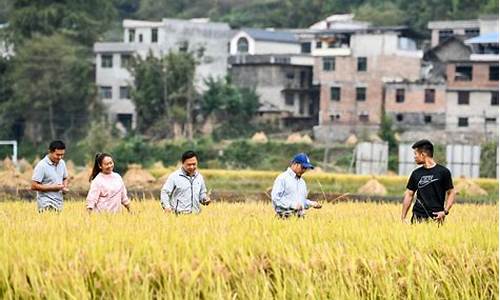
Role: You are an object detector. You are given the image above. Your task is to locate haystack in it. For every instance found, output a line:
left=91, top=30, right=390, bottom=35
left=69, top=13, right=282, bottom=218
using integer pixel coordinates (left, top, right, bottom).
left=70, top=167, right=92, bottom=191
left=454, top=179, right=488, bottom=197
left=18, top=158, right=33, bottom=173
left=251, top=132, right=268, bottom=143
left=1, top=157, right=15, bottom=171
left=286, top=133, right=302, bottom=143
left=357, top=179, right=387, bottom=196
left=152, top=161, right=165, bottom=169
left=369, top=134, right=383, bottom=143
left=65, top=160, right=77, bottom=177
left=345, top=134, right=358, bottom=146
left=123, top=164, right=156, bottom=189
left=0, top=169, right=31, bottom=189
left=301, top=134, right=313, bottom=144
left=32, top=156, right=41, bottom=167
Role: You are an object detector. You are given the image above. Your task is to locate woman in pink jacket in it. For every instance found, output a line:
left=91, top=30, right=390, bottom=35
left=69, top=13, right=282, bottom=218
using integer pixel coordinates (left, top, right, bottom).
left=86, top=153, right=131, bottom=213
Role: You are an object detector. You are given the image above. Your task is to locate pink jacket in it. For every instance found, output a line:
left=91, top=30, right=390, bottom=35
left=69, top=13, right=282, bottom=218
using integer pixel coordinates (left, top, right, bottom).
left=86, top=172, right=130, bottom=213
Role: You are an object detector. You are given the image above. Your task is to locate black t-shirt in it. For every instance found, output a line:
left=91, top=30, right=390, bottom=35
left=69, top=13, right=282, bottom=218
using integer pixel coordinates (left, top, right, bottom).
left=406, top=164, right=454, bottom=217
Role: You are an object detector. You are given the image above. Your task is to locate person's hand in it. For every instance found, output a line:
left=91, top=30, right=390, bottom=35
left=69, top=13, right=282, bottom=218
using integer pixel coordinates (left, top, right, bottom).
left=201, top=196, right=211, bottom=206
left=53, top=183, right=65, bottom=191
left=401, top=217, right=409, bottom=224
left=433, top=211, right=446, bottom=223
left=62, top=187, right=69, bottom=194
left=311, top=201, right=322, bottom=209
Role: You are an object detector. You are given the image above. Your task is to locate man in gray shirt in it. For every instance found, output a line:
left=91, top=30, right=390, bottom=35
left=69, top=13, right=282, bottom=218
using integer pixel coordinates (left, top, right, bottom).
left=160, top=150, right=210, bottom=214
left=31, top=140, right=69, bottom=212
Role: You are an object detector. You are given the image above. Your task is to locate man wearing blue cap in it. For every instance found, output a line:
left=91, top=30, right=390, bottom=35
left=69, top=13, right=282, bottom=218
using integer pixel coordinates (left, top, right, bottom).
left=271, top=153, right=322, bottom=218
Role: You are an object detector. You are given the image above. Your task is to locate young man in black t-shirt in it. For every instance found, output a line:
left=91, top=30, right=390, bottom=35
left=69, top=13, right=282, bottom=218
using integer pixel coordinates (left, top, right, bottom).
left=401, top=139, right=456, bottom=223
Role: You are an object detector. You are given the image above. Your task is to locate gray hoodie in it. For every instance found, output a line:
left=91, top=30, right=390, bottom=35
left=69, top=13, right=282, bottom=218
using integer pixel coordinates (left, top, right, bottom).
left=160, top=168, right=208, bottom=214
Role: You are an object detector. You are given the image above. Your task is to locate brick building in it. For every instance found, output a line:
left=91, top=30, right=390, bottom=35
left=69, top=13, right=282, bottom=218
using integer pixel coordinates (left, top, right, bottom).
left=228, top=29, right=319, bottom=129
left=312, top=27, right=423, bottom=141
left=445, top=32, right=499, bottom=142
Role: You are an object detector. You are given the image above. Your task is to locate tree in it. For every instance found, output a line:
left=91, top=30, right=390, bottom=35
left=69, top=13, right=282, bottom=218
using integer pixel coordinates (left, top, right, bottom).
left=378, top=114, right=398, bottom=171
left=7, top=0, right=116, bottom=46
left=354, top=2, right=406, bottom=27
left=202, top=77, right=260, bottom=139
left=129, top=50, right=198, bottom=140
left=8, top=34, right=97, bottom=144
left=164, top=50, right=197, bottom=140
left=129, top=52, right=166, bottom=134
left=0, top=55, right=18, bottom=139
left=0, top=0, right=11, bottom=23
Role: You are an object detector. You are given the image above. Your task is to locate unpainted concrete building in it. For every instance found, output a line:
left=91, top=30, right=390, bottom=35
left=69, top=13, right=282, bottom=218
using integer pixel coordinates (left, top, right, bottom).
left=94, top=18, right=233, bottom=131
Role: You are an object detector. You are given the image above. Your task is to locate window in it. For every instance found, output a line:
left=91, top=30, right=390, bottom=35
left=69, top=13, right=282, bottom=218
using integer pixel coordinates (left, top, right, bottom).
left=301, top=42, right=311, bottom=53
left=359, top=113, right=369, bottom=122
left=138, top=34, right=143, bottom=43
left=458, top=91, right=469, bottom=105
left=438, top=29, right=453, bottom=43
left=396, top=89, right=405, bottom=103
left=425, top=89, right=435, bottom=103
left=424, top=115, right=432, bottom=124
left=179, top=40, right=189, bottom=52
left=101, top=55, right=113, bottom=68
left=128, top=29, right=135, bottom=42
left=458, top=117, right=468, bottom=127
left=299, top=94, right=306, bottom=115
left=455, top=65, right=472, bottom=81
left=237, top=37, right=249, bottom=53
left=117, top=114, right=132, bottom=131
left=99, top=86, right=112, bottom=99
left=322, top=57, right=335, bottom=71
left=485, top=117, right=497, bottom=123
left=120, top=54, right=131, bottom=69
left=396, top=114, right=404, bottom=122
left=316, top=41, right=322, bottom=48
left=285, top=92, right=294, bottom=105
left=357, top=57, right=367, bottom=71
left=299, top=71, right=307, bottom=88
left=356, top=87, right=366, bottom=101
left=120, top=86, right=130, bottom=99
left=152, top=28, right=158, bottom=43
left=286, top=71, right=295, bottom=80
left=492, top=92, right=499, bottom=106
left=489, top=65, right=498, bottom=81
left=330, top=87, right=341, bottom=101
left=329, top=114, right=341, bottom=121
left=465, top=28, right=480, bottom=38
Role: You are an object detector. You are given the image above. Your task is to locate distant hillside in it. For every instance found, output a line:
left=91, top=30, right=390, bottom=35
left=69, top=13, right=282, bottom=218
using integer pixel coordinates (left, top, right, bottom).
left=118, top=0, right=498, bottom=35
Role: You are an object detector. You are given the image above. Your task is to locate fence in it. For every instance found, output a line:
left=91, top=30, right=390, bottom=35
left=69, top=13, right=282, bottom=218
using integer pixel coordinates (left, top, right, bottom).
left=446, top=144, right=481, bottom=178
left=355, top=142, right=388, bottom=175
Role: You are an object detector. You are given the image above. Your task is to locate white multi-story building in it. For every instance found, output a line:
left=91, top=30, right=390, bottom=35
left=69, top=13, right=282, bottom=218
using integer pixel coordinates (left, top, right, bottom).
left=444, top=32, right=499, bottom=142
left=94, top=18, right=233, bottom=130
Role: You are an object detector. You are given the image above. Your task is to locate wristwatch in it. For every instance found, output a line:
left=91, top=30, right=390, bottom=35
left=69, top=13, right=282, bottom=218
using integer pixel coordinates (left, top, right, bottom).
left=444, top=209, right=449, bottom=215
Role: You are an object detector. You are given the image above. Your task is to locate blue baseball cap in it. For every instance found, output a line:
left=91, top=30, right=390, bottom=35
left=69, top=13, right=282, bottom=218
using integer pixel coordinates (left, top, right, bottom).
left=292, top=153, right=314, bottom=169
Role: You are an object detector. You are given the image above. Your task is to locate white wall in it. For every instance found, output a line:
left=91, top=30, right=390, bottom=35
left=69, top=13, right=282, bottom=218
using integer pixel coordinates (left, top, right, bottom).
left=229, top=31, right=255, bottom=55
left=254, top=41, right=300, bottom=55
left=230, top=31, right=300, bottom=55
left=446, top=91, right=499, bottom=132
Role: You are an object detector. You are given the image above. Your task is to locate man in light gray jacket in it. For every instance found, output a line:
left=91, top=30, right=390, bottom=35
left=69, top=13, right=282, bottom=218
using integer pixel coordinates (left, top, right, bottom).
left=160, top=150, right=210, bottom=214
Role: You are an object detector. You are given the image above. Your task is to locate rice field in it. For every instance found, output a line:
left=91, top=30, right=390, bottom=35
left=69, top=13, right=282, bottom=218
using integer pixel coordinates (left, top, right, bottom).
left=0, top=200, right=497, bottom=299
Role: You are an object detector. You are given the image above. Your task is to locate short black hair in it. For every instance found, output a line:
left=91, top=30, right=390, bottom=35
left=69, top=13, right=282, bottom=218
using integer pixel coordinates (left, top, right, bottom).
left=412, top=139, right=433, bottom=157
left=48, top=140, right=66, bottom=152
left=181, top=150, right=198, bottom=163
